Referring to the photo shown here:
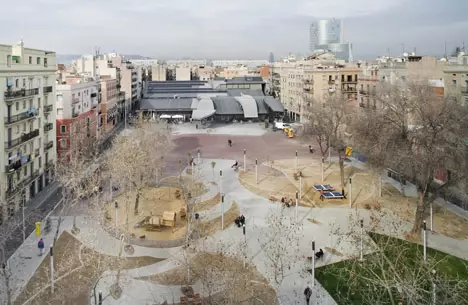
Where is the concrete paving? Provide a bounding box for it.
[4,153,468,305]
[173,122,269,136]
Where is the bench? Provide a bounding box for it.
[134,216,151,229]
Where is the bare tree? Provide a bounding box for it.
[351,82,468,237]
[257,207,304,291]
[106,121,171,230]
[322,210,468,305]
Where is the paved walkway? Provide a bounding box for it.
[4,154,468,305]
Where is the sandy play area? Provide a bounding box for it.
[106,186,188,240]
[239,158,468,241]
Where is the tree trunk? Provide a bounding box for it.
[411,191,426,236]
[134,192,140,215]
[338,151,345,192]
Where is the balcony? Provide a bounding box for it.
[43,86,53,94]
[5,129,40,150]
[342,79,358,84]
[45,159,54,168]
[5,109,37,125]
[45,141,54,150]
[44,104,53,112]
[21,170,40,186]
[5,153,32,173]
[359,90,367,95]
[44,122,54,132]
[328,80,336,85]
[4,88,39,101]
[72,98,80,104]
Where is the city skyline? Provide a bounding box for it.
[1,0,467,59]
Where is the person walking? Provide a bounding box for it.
[304,286,312,305]
[38,238,45,256]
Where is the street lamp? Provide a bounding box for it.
[221,195,224,230]
[114,201,118,231]
[360,219,364,261]
[255,159,258,185]
[243,149,246,172]
[311,241,315,287]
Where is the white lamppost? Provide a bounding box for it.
[349,177,352,208]
[299,174,302,200]
[430,202,434,232]
[295,191,298,222]
[311,241,315,287]
[423,220,427,262]
[197,148,200,164]
[50,246,54,294]
[243,149,246,172]
[221,195,224,230]
[219,170,223,195]
[114,201,118,230]
[295,151,298,172]
[360,219,364,261]
[255,159,258,185]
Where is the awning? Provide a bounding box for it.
[192,110,216,120]
[172,115,184,119]
[160,114,171,119]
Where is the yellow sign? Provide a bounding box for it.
[35,222,41,236]
[345,146,353,156]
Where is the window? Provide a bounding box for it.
[39,157,42,168]
[23,123,26,132]
[38,118,41,127]
[15,102,19,111]
[7,55,12,67]
[453,80,457,87]
[29,56,32,64]
[38,97,41,108]
[23,79,26,87]
[15,79,19,87]
[22,100,26,109]
[60,139,67,148]
[16,125,19,134]
[30,142,33,153]
[24,166,27,177]
[60,125,66,133]
[36,57,40,65]
[29,100,33,109]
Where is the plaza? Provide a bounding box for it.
[2,122,468,305]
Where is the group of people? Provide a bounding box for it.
[280,197,295,208]
[234,214,246,227]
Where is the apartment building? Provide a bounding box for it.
[0,40,57,222]
[151,64,167,81]
[56,79,98,161]
[99,77,121,135]
[175,67,191,81]
[275,52,360,122]
[443,55,468,105]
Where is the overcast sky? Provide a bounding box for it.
[1,0,467,60]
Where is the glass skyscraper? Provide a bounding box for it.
[309,19,352,62]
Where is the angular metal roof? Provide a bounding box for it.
[252,96,269,115]
[235,96,258,118]
[227,89,265,97]
[263,96,285,113]
[211,97,244,115]
[139,98,193,111]
[192,97,216,120]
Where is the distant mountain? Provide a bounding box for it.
[123,54,153,60]
[56,54,80,64]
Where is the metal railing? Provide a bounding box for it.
[43,86,53,93]
[72,98,80,104]
[4,110,36,125]
[44,122,54,132]
[5,129,40,149]
[44,104,53,112]
[4,88,39,101]
[45,141,54,150]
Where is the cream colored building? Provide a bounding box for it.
[443,54,468,105]
[274,52,360,122]
[0,40,57,222]
[151,64,167,81]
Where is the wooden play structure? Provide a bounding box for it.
[180,207,187,218]
[162,211,176,232]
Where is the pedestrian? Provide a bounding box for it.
[304,286,312,305]
[38,238,45,256]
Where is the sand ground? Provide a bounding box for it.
[240,158,468,241]
[106,187,188,241]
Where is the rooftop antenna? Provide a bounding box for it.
[444,41,447,58]
[401,43,405,55]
